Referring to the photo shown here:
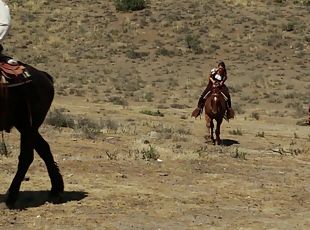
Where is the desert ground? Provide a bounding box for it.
[0,0,309,229]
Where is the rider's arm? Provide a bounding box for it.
[209,74,215,84]
[221,74,227,84]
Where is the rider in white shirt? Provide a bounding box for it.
[0,0,10,45]
[0,0,14,63]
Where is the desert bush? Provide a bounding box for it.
[141,145,159,161]
[229,129,243,136]
[232,148,247,160]
[101,119,119,133]
[76,117,102,139]
[185,34,203,54]
[206,44,220,54]
[293,0,310,6]
[115,0,147,11]
[250,112,260,120]
[256,131,265,138]
[126,48,149,59]
[144,92,154,102]
[109,96,128,106]
[282,22,295,32]
[170,104,189,109]
[155,47,176,57]
[177,128,191,135]
[45,108,75,128]
[140,110,164,117]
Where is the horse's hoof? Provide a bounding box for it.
[5,192,18,208]
[49,191,64,204]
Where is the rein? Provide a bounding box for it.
[0,79,32,88]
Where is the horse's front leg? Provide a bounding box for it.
[215,119,223,145]
[205,115,213,143]
[6,130,34,207]
[210,120,215,144]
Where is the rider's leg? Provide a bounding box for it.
[227,95,232,108]
[198,82,212,109]
[0,45,17,65]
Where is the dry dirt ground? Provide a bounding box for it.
[0,0,310,229]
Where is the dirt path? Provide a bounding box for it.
[0,112,309,230]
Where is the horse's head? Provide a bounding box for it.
[206,83,226,115]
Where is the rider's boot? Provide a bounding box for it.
[226,96,235,119]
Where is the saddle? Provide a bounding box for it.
[0,61,31,86]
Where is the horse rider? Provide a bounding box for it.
[0,0,15,64]
[192,61,234,119]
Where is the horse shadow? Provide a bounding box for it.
[221,139,240,146]
[0,190,88,210]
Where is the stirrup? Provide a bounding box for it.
[7,59,18,65]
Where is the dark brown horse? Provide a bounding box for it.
[204,83,227,145]
[0,63,64,207]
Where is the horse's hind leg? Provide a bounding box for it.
[6,130,34,206]
[34,131,64,201]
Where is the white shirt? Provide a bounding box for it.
[0,0,10,42]
[0,0,10,26]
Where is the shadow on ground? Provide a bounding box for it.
[0,190,88,210]
[221,139,240,146]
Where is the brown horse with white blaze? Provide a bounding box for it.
[204,83,227,145]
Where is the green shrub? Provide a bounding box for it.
[141,145,159,161]
[140,110,164,117]
[115,0,147,12]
